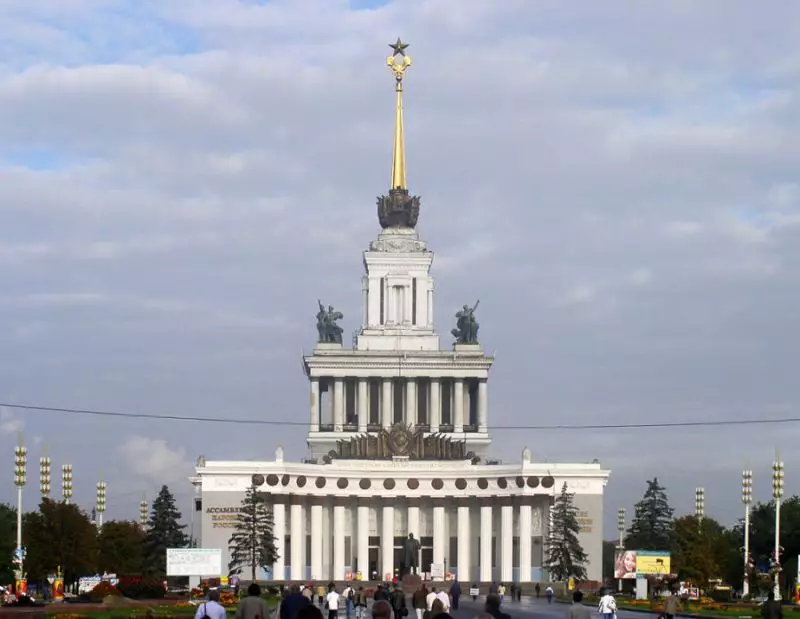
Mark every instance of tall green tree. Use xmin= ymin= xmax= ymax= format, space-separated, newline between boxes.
xmin=626 ymin=478 xmax=674 ymax=550
xmin=144 ymin=485 xmax=188 ymax=576
xmin=24 ymin=498 xmax=98 ymax=584
xmin=545 ymin=482 xmax=588 ymax=580
xmin=673 ymin=515 xmax=730 ymax=585
xmin=98 ymin=520 xmax=146 ymax=575
xmin=0 ymin=504 xmax=17 ymax=584
xmin=228 ymin=485 xmax=277 ymax=581
xmin=602 ymin=540 xmax=617 ymax=581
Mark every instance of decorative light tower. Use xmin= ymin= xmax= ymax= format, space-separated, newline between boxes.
xmin=771 ymin=453 xmax=785 ymax=600
xmin=13 ymin=436 xmax=27 ymax=591
xmin=39 ymin=454 xmax=51 ymax=497
xmin=695 ymin=487 xmax=705 ymax=525
xmin=61 ymin=464 xmax=73 ymax=504
xmin=617 ymin=507 xmax=625 ymax=590
xmin=96 ymin=479 xmax=107 ymax=529
xmin=742 ymin=467 xmax=753 ymax=597
xmin=140 ymin=494 xmax=148 ymax=529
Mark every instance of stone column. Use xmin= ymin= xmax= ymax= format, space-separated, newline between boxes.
xmin=382 ymin=504 xmax=395 ymax=580
xmin=357 ymin=379 xmax=368 ymax=432
xmin=406 ymin=379 xmax=417 ymax=426
xmin=500 ymin=503 xmax=513 ymax=582
xmin=310 ymin=503 xmax=324 ymax=580
xmin=333 ymin=503 xmax=346 ymax=580
xmin=407 ymin=503 xmax=420 ymax=538
xmin=381 ymin=380 xmax=393 ymax=427
xmin=453 ymin=379 xmax=464 ymax=432
xmin=477 ymin=380 xmax=488 ymax=433
xmin=310 ymin=379 xmax=320 ymax=432
xmin=433 ymin=503 xmax=446 ymax=571
xmin=429 ymin=379 xmax=441 ymax=432
xmin=457 ymin=503 xmax=470 ymax=582
xmin=321 ymin=502 xmax=331 ymax=579
xmin=427 ymin=284 xmax=434 ymax=328
xmin=273 ymin=501 xmax=286 ymax=580
xmin=357 ymin=502 xmax=370 ymax=579
xmin=479 ymin=504 xmax=492 ymax=582
xmin=519 ymin=502 xmax=532 ymax=583
xmin=333 ymin=379 xmax=344 ymax=432
xmin=290 ymin=500 xmax=304 ymax=581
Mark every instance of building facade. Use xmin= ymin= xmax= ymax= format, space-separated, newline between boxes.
xmin=191 ymin=40 xmax=609 ymax=583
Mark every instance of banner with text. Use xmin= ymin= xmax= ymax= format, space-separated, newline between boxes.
xmin=635 ymin=550 xmax=671 ymax=575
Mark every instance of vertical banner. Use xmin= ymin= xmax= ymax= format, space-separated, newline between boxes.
xmin=15 ymin=578 xmax=27 ymax=597
xmin=53 ymin=576 xmax=64 ymax=601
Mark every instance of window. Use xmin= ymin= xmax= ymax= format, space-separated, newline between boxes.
xmin=393 ymin=379 xmax=404 ymax=424
xmin=380 ymin=277 xmax=385 ymax=324
xmin=412 ymin=279 xmax=417 ymax=325
xmin=417 ymin=378 xmax=429 ymax=425
xmin=369 ymin=380 xmax=380 ymax=425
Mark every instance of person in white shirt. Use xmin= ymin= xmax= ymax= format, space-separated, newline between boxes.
xmin=326 ymin=584 xmax=341 ymax=619
xmin=598 ymin=590 xmax=617 ymax=619
xmin=194 ymin=590 xmax=227 ymax=619
xmin=426 ymin=587 xmax=438 ymax=611
xmin=436 ymin=588 xmax=450 ymax=611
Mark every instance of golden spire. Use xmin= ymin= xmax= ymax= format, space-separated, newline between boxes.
xmin=387 ymin=37 xmax=412 ymax=190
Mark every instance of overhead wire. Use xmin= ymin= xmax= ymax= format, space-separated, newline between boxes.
xmin=1 ymin=401 xmax=798 ymax=431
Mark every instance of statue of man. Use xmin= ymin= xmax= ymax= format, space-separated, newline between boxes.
xmin=402 ymin=533 xmax=421 ymax=575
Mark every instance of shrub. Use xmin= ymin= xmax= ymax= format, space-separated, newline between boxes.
xmin=88 ymin=581 xmax=122 ymax=602
xmin=708 ymin=589 xmax=733 ymax=603
xmin=117 ymin=576 xmax=166 ymax=599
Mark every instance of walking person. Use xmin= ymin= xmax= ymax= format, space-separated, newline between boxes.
xmin=535 ymin=583 xmax=541 ymax=599
xmin=566 ymin=591 xmax=591 ymax=619
xmin=498 ymin=583 xmax=506 ymax=605
xmin=194 ymin=590 xmax=226 ymax=619
xmin=664 ymin=589 xmax=679 ymax=619
xmin=235 ymin=583 xmax=270 ymax=619
xmin=342 ymin=584 xmax=354 ymax=619
xmin=390 ymin=583 xmax=408 ymax=619
xmin=449 ymin=581 xmax=461 ymax=611
xmin=412 ymin=584 xmax=428 ymax=619
xmin=597 ymin=589 xmax=617 ymax=619
xmin=325 ymin=584 xmax=340 ymax=619
xmin=484 ymin=594 xmax=511 ymax=619
xmin=353 ymin=587 xmax=367 ymax=619
xmin=546 ymin=585 xmax=554 ymax=604
xmin=761 ymin=590 xmax=782 ymax=619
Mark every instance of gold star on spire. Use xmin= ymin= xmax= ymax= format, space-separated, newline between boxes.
xmin=389 ymin=37 xmax=409 ymax=57
xmin=386 ymin=39 xmax=412 ymax=190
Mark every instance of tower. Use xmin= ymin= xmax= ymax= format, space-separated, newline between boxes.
xmin=304 ymin=39 xmax=494 ymax=459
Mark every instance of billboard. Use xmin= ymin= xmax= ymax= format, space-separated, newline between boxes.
xmin=614 ymin=550 xmax=637 ymax=579
xmin=166 ymin=548 xmax=223 ymax=577
xmin=636 ymin=550 xmax=671 ymax=575
xmin=614 ymin=550 xmax=671 ymax=578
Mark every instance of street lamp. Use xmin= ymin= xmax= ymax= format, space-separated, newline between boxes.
xmin=13 ymin=437 xmax=27 ymax=590
xmin=96 ymin=479 xmax=107 ymax=529
xmin=742 ymin=468 xmax=753 ymax=597
xmin=617 ymin=507 xmax=625 ymax=591
xmin=771 ymin=454 xmax=784 ymax=600
xmin=695 ymin=487 xmax=705 ymax=523
xmin=61 ymin=464 xmax=73 ymax=504
xmin=140 ymin=494 xmax=148 ymax=529
xmin=39 ymin=455 xmax=51 ymax=497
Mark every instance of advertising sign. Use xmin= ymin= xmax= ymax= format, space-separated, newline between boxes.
xmin=166 ymin=548 xmax=223 ymax=577
xmin=614 ymin=550 xmax=637 ymax=579
xmin=636 ymin=550 xmax=671 ymax=575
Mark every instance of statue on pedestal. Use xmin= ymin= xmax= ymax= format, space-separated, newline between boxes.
xmin=402 ymin=533 xmax=421 ymax=575
xmin=451 ymin=301 xmax=480 ymax=344
xmin=316 ymin=300 xmax=344 ymax=344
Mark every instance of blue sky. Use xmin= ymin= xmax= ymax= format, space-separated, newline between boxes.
xmin=1 ymin=0 xmax=799 ymax=537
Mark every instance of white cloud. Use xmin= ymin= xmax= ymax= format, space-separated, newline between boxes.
xmin=0 ymin=408 xmax=24 ymax=436
xmin=118 ymin=436 xmax=193 ymax=485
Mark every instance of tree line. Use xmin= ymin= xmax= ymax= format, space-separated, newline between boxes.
xmin=603 ymin=477 xmax=800 ymax=591
xmin=0 ymin=485 xmax=189 ymax=586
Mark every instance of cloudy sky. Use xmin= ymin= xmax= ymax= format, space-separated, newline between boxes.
xmin=1 ymin=0 xmax=799 ymax=538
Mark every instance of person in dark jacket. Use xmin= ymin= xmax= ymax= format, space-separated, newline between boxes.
xmin=412 ymin=585 xmax=428 ymax=619
xmin=449 ymin=582 xmax=461 ymax=610
xmin=281 ymin=586 xmax=311 ymax=619
xmin=761 ymin=590 xmax=782 ymax=619
xmin=389 ymin=584 xmax=407 ymax=618
xmin=373 ymin=584 xmax=388 ymax=602
xmin=485 ymin=594 xmax=511 ymax=619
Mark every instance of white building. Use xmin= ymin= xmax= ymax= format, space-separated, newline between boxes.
xmin=191 ymin=40 xmax=609 ymax=584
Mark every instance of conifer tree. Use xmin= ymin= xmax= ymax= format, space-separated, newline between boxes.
xmin=626 ymin=477 xmax=674 ymax=550
xmin=228 ymin=485 xmax=278 ymax=581
xmin=144 ymin=485 xmax=189 ymax=575
xmin=545 ymin=482 xmax=588 ymax=580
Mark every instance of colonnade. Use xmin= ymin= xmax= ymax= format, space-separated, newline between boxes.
xmin=270 ymin=497 xmax=540 ymax=582
xmin=309 ymin=377 xmax=488 ymax=433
